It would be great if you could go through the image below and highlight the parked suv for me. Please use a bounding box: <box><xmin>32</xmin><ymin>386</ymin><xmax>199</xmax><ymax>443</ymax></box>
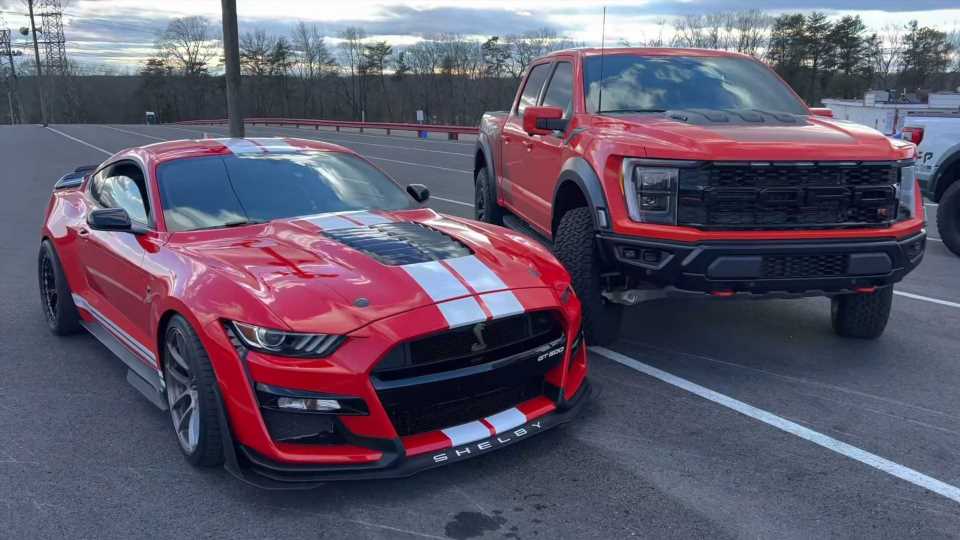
<box><xmin>475</xmin><ymin>48</ymin><xmax>926</xmax><ymax>345</ymax></box>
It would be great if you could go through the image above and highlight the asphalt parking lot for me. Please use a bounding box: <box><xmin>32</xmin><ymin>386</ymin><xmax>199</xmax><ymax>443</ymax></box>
<box><xmin>2</xmin><ymin>123</ymin><xmax>959</xmax><ymax>539</ymax></box>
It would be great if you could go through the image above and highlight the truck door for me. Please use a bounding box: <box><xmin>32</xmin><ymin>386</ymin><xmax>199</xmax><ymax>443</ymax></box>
<box><xmin>524</xmin><ymin>60</ymin><xmax>574</xmax><ymax>232</ymax></box>
<box><xmin>500</xmin><ymin>61</ymin><xmax>553</xmax><ymax>229</ymax></box>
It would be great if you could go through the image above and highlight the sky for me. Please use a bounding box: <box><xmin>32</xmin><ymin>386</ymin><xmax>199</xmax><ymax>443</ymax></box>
<box><xmin>1</xmin><ymin>0</ymin><xmax>960</xmax><ymax>70</ymax></box>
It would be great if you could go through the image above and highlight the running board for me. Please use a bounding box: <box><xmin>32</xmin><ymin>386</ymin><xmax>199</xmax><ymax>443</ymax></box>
<box><xmin>502</xmin><ymin>213</ymin><xmax>553</xmax><ymax>249</ymax></box>
<box><xmin>80</xmin><ymin>319</ymin><xmax>168</xmax><ymax>410</ymax></box>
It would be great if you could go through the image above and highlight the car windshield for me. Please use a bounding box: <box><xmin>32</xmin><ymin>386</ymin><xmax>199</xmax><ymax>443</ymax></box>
<box><xmin>157</xmin><ymin>151</ymin><xmax>416</xmax><ymax>232</ymax></box>
<box><xmin>583</xmin><ymin>55</ymin><xmax>808</xmax><ymax>116</ymax></box>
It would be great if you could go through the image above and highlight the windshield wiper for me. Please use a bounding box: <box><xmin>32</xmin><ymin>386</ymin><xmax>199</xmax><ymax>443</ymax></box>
<box><xmin>599</xmin><ymin>108</ymin><xmax>666</xmax><ymax>114</ymax></box>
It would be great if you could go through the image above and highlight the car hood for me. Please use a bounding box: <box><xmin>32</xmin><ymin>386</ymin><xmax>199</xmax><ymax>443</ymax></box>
<box><xmin>591</xmin><ymin>114</ymin><xmax>914</xmax><ymax>161</ymax></box>
<box><xmin>173</xmin><ymin>209</ymin><xmax>561</xmax><ymax>334</ymax></box>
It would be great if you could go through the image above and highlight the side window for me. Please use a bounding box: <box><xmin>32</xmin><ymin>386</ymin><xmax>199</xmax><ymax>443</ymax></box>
<box><xmin>516</xmin><ymin>63</ymin><xmax>552</xmax><ymax>119</ymax></box>
<box><xmin>542</xmin><ymin>62</ymin><xmax>574</xmax><ymax>119</ymax></box>
<box><xmin>91</xmin><ymin>162</ymin><xmax>151</xmax><ymax>226</ymax></box>
<box><xmin>106</xmin><ymin>176</ymin><xmax>149</xmax><ymax>224</ymax></box>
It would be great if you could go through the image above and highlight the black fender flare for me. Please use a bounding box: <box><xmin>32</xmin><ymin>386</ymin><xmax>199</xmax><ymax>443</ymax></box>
<box><xmin>475</xmin><ymin>133</ymin><xmax>496</xmax><ymax>184</ymax></box>
<box><xmin>552</xmin><ymin>157</ymin><xmax>611</xmax><ymax>232</ymax></box>
<box><xmin>931</xmin><ymin>146</ymin><xmax>960</xmax><ymax>202</ymax></box>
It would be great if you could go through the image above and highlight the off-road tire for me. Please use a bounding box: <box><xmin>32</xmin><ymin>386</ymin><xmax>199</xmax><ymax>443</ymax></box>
<box><xmin>936</xmin><ymin>180</ymin><xmax>960</xmax><ymax>257</ymax></box>
<box><xmin>38</xmin><ymin>240</ymin><xmax>81</xmax><ymax>336</ymax></box>
<box><xmin>830</xmin><ymin>286</ymin><xmax>894</xmax><ymax>339</ymax></box>
<box><xmin>163</xmin><ymin>315</ymin><xmax>225</xmax><ymax>467</ymax></box>
<box><xmin>475</xmin><ymin>166</ymin><xmax>504</xmax><ymax>225</ymax></box>
<box><xmin>554</xmin><ymin>207</ymin><xmax>622</xmax><ymax>346</ymax></box>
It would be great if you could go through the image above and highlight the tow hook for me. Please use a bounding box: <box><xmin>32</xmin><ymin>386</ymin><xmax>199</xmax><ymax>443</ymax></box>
<box><xmin>602</xmin><ymin>289</ymin><xmax>668</xmax><ymax>305</ymax></box>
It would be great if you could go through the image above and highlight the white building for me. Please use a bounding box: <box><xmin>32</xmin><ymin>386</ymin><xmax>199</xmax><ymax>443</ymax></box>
<box><xmin>822</xmin><ymin>91</ymin><xmax>960</xmax><ymax>136</ymax></box>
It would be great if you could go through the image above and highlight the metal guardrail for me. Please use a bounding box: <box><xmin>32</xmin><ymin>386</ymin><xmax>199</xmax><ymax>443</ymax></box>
<box><xmin>176</xmin><ymin>117</ymin><xmax>479</xmax><ymax>140</ymax></box>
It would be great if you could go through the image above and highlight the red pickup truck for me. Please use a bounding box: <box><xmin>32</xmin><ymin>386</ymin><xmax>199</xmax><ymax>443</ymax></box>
<box><xmin>475</xmin><ymin>48</ymin><xmax>926</xmax><ymax>345</ymax></box>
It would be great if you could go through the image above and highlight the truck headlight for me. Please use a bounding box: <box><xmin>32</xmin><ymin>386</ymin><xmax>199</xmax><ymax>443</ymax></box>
<box><xmin>622</xmin><ymin>159</ymin><xmax>679</xmax><ymax>224</ymax></box>
<box><xmin>230</xmin><ymin>321</ymin><xmax>344</xmax><ymax>358</ymax></box>
<box><xmin>898</xmin><ymin>164</ymin><xmax>918</xmax><ymax>220</ymax></box>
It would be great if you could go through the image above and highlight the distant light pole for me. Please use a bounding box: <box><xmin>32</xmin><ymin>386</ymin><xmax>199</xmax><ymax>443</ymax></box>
<box><xmin>26</xmin><ymin>0</ymin><xmax>48</xmax><ymax>127</ymax></box>
<box><xmin>221</xmin><ymin>0</ymin><xmax>244</xmax><ymax>138</ymax></box>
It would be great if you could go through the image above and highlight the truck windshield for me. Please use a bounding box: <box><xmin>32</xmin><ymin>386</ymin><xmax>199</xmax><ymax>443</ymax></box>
<box><xmin>583</xmin><ymin>55</ymin><xmax>808</xmax><ymax>116</ymax></box>
<box><xmin>157</xmin><ymin>152</ymin><xmax>415</xmax><ymax>232</ymax></box>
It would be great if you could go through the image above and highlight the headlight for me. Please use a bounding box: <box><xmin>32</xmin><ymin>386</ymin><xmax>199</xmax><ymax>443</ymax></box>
<box><xmin>230</xmin><ymin>321</ymin><xmax>344</xmax><ymax>358</ymax></box>
<box><xmin>622</xmin><ymin>159</ymin><xmax>679</xmax><ymax>224</ymax></box>
<box><xmin>898</xmin><ymin>164</ymin><xmax>918</xmax><ymax>220</ymax></box>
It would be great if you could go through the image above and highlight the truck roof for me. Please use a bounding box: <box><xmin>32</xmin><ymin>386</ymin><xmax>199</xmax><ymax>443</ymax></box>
<box><xmin>541</xmin><ymin>47</ymin><xmax>753</xmax><ymax>60</ymax></box>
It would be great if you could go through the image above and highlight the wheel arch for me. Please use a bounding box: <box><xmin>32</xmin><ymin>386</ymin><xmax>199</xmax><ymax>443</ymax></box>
<box><xmin>475</xmin><ymin>134</ymin><xmax>496</xmax><ymax>183</ymax></box>
<box><xmin>552</xmin><ymin>157</ymin><xmax>610</xmax><ymax>236</ymax></box>
<box><xmin>932</xmin><ymin>147</ymin><xmax>960</xmax><ymax>202</ymax></box>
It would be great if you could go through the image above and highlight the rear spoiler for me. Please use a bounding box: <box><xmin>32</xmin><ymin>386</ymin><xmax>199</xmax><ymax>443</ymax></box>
<box><xmin>54</xmin><ymin>165</ymin><xmax>98</xmax><ymax>190</ymax></box>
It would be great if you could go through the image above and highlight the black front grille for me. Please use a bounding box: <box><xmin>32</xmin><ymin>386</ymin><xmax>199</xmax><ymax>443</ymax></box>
<box><xmin>678</xmin><ymin>163</ymin><xmax>901</xmax><ymax>230</ymax></box>
<box><xmin>323</xmin><ymin>222</ymin><xmax>472</xmax><ymax>265</ymax></box>
<box><xmin>762</xmin><ymin>254</ymin><xmax>848</xmax><ymax>278</ymax></box>
<box><xmin>372</xmin><ymin>311</ymin><xmax>565</xmax><ymax>437</ymax></box>
<box><xmin>374</xmin><ymin>311</ymin><xmax>563</xmax><ymax>381</ymax></box>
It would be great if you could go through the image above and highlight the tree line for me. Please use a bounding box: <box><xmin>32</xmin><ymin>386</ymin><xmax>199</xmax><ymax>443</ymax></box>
<box><xmin>1</xmin><ymin>11</ymin><xmax>959</xmax><ymax>126</ymax></box>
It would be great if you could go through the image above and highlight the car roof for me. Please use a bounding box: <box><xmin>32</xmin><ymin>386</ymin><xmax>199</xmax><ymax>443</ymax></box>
<box><xmin>133</xmin><ymin>137</ymin><xmax>355</xmax><ymax>163</ymax></box>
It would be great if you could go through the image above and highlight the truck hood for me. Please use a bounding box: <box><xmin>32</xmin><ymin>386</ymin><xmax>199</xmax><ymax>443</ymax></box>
<box><xmin>592</xmin><ymin>114</ymin><xmax>913</xmax><ymax>161</ymax></box>
<box><xmin>174</xmin><ymin>209</ymin><xmax>560</xmax><ymax>334</ymax></box>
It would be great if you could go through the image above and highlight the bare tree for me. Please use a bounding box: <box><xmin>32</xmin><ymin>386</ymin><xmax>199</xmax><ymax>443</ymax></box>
<box><xmin>338</xmin><ymin>27</ymin><xmax>367</xmax><ymax>119</ymax></box>
<box><xmin>157</xmin><ymin>16</ymin><xmax>219</xmax><ymax>77</ymax></box>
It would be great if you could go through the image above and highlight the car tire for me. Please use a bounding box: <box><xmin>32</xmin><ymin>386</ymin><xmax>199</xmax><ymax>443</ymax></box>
<box><xmin>554</xmin><ymin>207</ymin><xmax>622</xmax><ymax>346</ymax></box>
<box><xmin>830</xmin><ymin>286</ymin><xmax>894</xmax><ymax>339</ymax></box>
<box><xmin>936</xmin><ymin>180</ymin><xmax>960</xmax><ymax>257</ymax></box>
<box><xmin>162</xmin><ymin>315</ymin><xmax>224</xmax><ymax>467</ymax></box>
<box><xmin>38</xmin><ymin>240</ymin><xmax>81</xmax><ymax>336</ymax></box>
<box><xmin>475</xmin><ymin>166</ymin><xmax>504</xmax><ymax>225</ymax></box>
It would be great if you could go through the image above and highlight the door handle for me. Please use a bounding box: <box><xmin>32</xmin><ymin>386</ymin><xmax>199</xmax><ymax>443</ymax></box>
<box><xmin>522</xmin><ymin>141</ymin><xmax>534</xmax><ymax>151</ymax></box>
<box><xmin>503</xmin><ymin>136</ymin><xmax>511</xmax><ymax>144</ymax></box>
<box><xmin>77</xmin><ymin>227</ymin><xmax>90</xmax><ymax>237</ymax></box>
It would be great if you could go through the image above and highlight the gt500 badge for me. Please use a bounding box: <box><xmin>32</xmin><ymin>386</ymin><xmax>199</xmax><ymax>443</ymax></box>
<box><xmin>537</xmin><ymin>346</ymin><xmax>565</xmax><ymax>362</ymax></box>
<box><xmin>432</xmin><ymin>421</ymin><xmax>544</xmax><ymax>463</ymax></box>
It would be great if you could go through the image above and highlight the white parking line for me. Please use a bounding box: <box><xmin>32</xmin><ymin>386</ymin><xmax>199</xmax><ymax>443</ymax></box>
<box><xmin>100</xmin><ymin>125</ymin><xmax>166</xmax><ymax>140</ymax></box>
<box><xmin>46</xmin><ymin>127</ymin><xmax>112</xmax><ymax>156</ymax></box>
<box><xmin>895</xmin><ymin>291</ymin><xmax>960</xmax><ymax>309</ymax></box>
<box><xmin>590</xmin><ymin>346</ymin><xmax>960</xmax><ymax>504</ymax></box>
<box><xmin>925</xmin><ymin>203</ymin><xmax>938</xmax><ymax>208</ymax></box>
<box><xmin>928</xmin><ymin>236</ymin><xmax>943</xmax><ymax>243</ymax></box>
<box><xmin>368</xmin><ymin>155</ymin><xmax>472</xmax><ymax>174</ymax></box>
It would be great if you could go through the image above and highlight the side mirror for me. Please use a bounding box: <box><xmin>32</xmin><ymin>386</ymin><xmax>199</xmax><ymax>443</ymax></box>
<box><xmin>87</xmin><ymin>208</ymin><xmax>141</xmax><ymax>233</ymax></box>
<box><xmin>407</xmin><ymin>184</ymin><xmax>430</xmax><ymax>203</ymax></box>
<box><xmin>523</xmin><ymin>106</ymin><xmax>567</xmax><ymax>136</ymax></box>
<box><xmin>809</xmin><ymin>107</ymin><xmax>833</xmax><ymax>118</ymax></box>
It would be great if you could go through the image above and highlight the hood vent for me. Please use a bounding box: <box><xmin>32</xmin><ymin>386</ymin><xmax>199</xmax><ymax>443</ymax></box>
<box><xmin>665</xmin><ymin>109</ymin><xmax>802</xmax><ymax>126</ymax></box>
<box><xmin>324</xmin><ymin>222</ymin><xmax>472</xmax><ymax>266</ymax></box>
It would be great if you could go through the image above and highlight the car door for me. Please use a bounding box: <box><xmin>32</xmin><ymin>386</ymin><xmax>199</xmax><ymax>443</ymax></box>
<box><xmin>78</xmin><ymin>161</ymin><xmax>159</xmax><ymax>359</ymax></box>
<box><xmin>500</xmin><ymin>61</ymin><xmax>553</xmax><ymax>228</ymax></box>
<box><xmin>524</xmin><ymin>60</ymin><xmax>575</xmax><ymax>232</ymax></box>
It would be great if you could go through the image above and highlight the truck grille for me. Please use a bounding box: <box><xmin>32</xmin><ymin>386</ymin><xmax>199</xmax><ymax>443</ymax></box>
<box><xmin>372</xmin><ymin>311</ymin><xmax>564</xmax><ymax>437</ymax></box>
<box><xmin>677</xmin><ymin>163</ymin><xmax>901</xmax><ymax>230</ymax></box>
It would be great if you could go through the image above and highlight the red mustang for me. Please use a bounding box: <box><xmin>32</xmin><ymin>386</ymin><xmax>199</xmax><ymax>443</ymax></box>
<box><xmin>39</xmin><ymin>138</ymin><xmax>588</xmax><ymax>486</ymax></box>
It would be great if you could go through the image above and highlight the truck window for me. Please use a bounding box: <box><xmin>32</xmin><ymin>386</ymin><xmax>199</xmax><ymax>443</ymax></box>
<box><xmin>542</xmin><ymin>62</ymin><xmax>574</xmax><ymax>118</ymax></box>
<box><xmin>516</xmin><ymin>63</ymin><xmax>552</xmax><ymax>118</ymax></box>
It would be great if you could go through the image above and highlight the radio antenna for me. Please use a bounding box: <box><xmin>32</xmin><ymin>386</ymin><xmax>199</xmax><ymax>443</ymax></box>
<box><xmin>598</xmin><ymin>6</ymin><xmax>607</xmax><ymax>114</ymax></box>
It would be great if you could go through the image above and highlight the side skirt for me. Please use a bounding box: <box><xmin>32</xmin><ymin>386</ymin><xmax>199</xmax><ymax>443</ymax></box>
<box><xmin>80</xmin><ymin>318</ymin><xmax>168</xmax><ymax>411</ymax></box>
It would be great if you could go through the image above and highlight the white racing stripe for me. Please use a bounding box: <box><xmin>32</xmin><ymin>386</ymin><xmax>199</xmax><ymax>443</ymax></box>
<box><xmin>592</xmin><ymin>346</ymin><xmax>960</xmax><ymax>505</ymax></box>
<box><xmin>484</xmin><ymin>408</ymin><xmax>527</xmax><ymax>434</ymax></box>
<box><xmin>304</xmin><ymin>214</ymin><xmax>362</xmax><ymax>231</ymax></box>
<box><xmin>220</xmin><ymin>138</ymin><xmax>263</xmax><ymax>155</ymax></box>
<box><xmin>403</xmin><ymin>261</ymin><xmax>470</xmax><ymax>302</ymax></box>
<box><xmin>250</xmin><ymin>138</ymin><xmax>298</xmax><ymax>153</ymax></box>
<box><xmin>442</xmin><ymin>421</ymin><xmax>491</xmax><ymax>446</ymax></box>
<box><xmin>344</xmin><ymin>211</ymin><xmax>394</xmax><ymax>226</ymax></box>
<box><xmin>445</xmin><ymin>255</ymin><xmax>507</xmax><ymax>293</ymax></box>
<box><xmin>479</xmin><ymin>291</ymin><xmax>525</xmax><ymax>318</ymax></box>
<box><xmin>436</xmin><ymin>297</ymin><xmax>487</xmax><ymax>328</ymax></box>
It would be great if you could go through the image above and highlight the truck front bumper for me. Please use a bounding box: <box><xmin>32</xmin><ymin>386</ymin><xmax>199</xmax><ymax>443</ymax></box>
<box><xmin>597</xmin><ymin>231</ymin><xmax>926</xmax><ymax>297</ymax></box>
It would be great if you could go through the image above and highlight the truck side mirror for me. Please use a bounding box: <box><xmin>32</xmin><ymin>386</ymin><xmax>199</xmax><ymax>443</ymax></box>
<box><xmin>407</xmin><ymin>184</ymin><xmax>430</xmax><ymax>203</ymax></box>
<box><xmin>809</xmin><ymin>107</ymin><xmax>833</xmax><ymax>118</ymax></box>
<box><xmin>524</xmin><ymin>106</ymin><xmax>567</xmax><ymax>136</ymax></box>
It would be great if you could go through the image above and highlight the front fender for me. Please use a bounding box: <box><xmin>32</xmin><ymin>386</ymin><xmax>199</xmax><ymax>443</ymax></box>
<box><xmin>553</xmin><ymin>157</ymin><xmax>611</xmax><ymax>232</ymax></box>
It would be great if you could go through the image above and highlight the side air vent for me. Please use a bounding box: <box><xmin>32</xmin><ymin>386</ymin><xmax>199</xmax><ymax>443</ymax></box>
<box><xmin>324</xmin><ymin>222</ymin><xmax>472</xmax><ymax>266</ymax></box>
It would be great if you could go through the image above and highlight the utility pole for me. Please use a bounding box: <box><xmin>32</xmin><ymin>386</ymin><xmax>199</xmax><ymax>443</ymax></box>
<box><xmin>27</xmin><ymin>0</ymin><xmax>48</xmax><ymax>126</ymax></box>
<box><xmin>221</xmin><ymin>0</ymin><xmax>244</xmax><ymax>137</ymax></box>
